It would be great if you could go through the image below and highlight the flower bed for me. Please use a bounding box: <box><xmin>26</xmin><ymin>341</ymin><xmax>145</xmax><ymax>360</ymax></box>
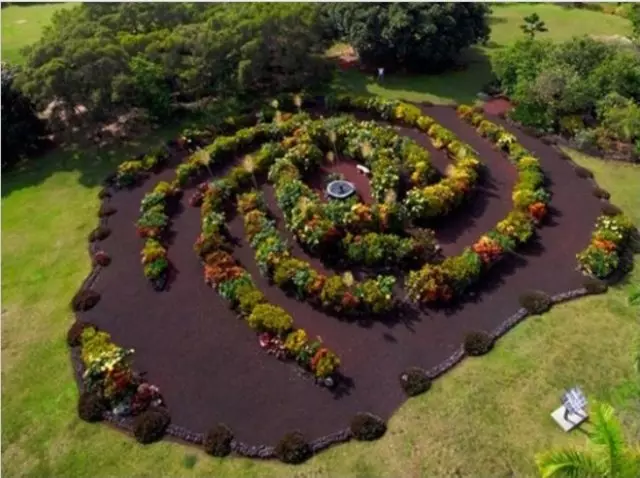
<box><xmin>185</xmin><ymin>124</ymin><xmax>342</xmax><ymax>383</ymax></box>
<box><xmin>576</xmin><ymin>214</ymin><xmax>635</xmax><ymax>279</ymax></box>
<box><xmin>238</xmin><ymin>191</ymin><xmax>396</xmax><ymax>317</ymax></box>
<box><xmin>401</xmin><ymin>105</ymin><xmax>552</xmax><ymax>305</ymax></box>
<box><xmin>115</xmin><ymin>147</ymin><xmax>170</xmax><ymax>188</ymax></box>
<box><xmin>75</xmin><ymin>324</ymin><xmax>165</xmax><ymax>419</ymax></box>
<box><xmin>137</xmin><ymin>181</ymin><xmax>182</xmax><ymax>290</ymax></box>
<box><xmin>195</xmin><ymin>196</ymin><xmax>341</xmax><ymax>383</ymax></box>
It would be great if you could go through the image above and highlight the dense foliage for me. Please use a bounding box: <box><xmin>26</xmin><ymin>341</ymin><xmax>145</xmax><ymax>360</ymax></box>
<box><xmin>16</xmin><ymin>3</ymin><xmax>332</xmax><ymax>120</ymax></box>
<box><xmin>350</xmin><ymin>413</ymin><xmax>387</xmax><ymax>441</ymax></box>
<box><xmin>1</xmin><ymin>62</ymin><xmax>46</xmax><ymax>170</ymax></box>
<box><xmin>492</xmin><ymin>36</ymin><xmax>640</xmax><ymax>157</ymax></box>
<box><xmin>275</xmin><ymin>432</ymin><xmax>312</xmax><ymax>464</ymax></box>
<box><xmin>322</xmin><ymin>3</ymin><xmax>491</xmax><ymax>71</ymax></box>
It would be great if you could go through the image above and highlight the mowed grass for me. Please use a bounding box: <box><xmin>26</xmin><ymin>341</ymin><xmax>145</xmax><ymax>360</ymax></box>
<box><xmin>332</xmin><ymin>3</ymin><xmax>632</xmax><ymax>105</ymax></box>
<box><xmin>2</xmin><ymin>3</ymin><xmax>640</xmax><ymax>478</ymax></box>
<box><xmin>1</xmin><ymin>3</ymin><xmax>74</xmax><ymax>64</ymax></box>
<box><xmin>2</xmin><ymin>141</ymin><xmax>639</xmax><ymax>478</ymax></box>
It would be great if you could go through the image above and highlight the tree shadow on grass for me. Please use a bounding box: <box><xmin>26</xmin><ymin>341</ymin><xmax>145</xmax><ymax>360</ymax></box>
<box><xmin>331</xmin><ymin>47</ymin><xmax>494</xmax><ymax>106</ymax></box>
<box><xmin>1</xmin><ymin>117</ymin><xmax>206</xmax><ymax>199</ymax></box>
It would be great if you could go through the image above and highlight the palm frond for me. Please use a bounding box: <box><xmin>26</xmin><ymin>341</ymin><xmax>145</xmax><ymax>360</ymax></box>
<box><xmin>535</xmin><ymin>449</ymin><xmax>604</xmax><ymax>478</ymax></box>
<box><xmin>589</xmin><ymin>401</ymin><xmax>625</xmax><ymax>475</ymax></box>
<box><xmin>619</xmin><ymin>446</ymin><xmax>640</xmax><ymax>478</ymax></box>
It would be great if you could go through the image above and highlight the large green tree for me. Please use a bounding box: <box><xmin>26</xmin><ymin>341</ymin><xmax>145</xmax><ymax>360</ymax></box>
<box><xmin>492</xmin><ymin>36</ymin><xmax>640</xmax><ymax>130</ymax></box>
<box><xmin>322</xmin><ymin>3</ymin><xmax>491</xmax><ymax>72</ymax></box>
<box><xmin>16</xmin><ymin>3</ymin><xmax>331</xmax><ymax>121</ymax></box>
<box><xmin>1</xmin><ymin>63</ymin><xmax>46</xmax><ymax>171</ymax></box>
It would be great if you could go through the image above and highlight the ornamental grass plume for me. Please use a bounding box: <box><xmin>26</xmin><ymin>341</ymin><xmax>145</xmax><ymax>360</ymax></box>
<box><xmin>293</xmin><ymin>94</ymin><xmax>302</xmax><ymax>112</ymax></box>
<box><xmin>243</xmin><ymin>154</ymin><xmax>258</xmax><ymax>188</ymax></box>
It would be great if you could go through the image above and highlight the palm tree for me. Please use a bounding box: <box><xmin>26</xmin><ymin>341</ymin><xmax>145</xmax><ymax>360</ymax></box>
<box><xmin>520</xmin><ymin>13</ymin><xmax>548</xmax><ymax>39</ymax></box>
<box><xmin>535</xmin><ymin>402</ymin><xmax>640</xmax><ymax>478</ymax></box>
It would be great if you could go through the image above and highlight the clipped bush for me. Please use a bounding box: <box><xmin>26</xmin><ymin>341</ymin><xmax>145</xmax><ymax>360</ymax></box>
<box><xmin>583</xmin><ymin>277</ymin><xmax>608</xmax><ymax>295</ymax></box>
<box><xmin>463</xmin><ymin>331</ymin><xmax>493</xmax><ymax>356</ymax></box>
<box><xmin>66</xmin><ymin>321</ymin><xmax>96</xmax><ymax>347</ymax></box>
<box><xmin>77</xmin><ymin>392</ymin><xmax>106</xmax><ymax>422</ymax></box>
<box><xmin>203</xmin><ymin>424</ymin><xmax>233</xmax><ymax>457</ymax></box>
<box><xmin>350</xmin><ymin>413</ymin><xmax>387</xmax><ymax>441</ymax></box>
<box><xmin>98</xmin><ymin>204</ymin><xmax>117</xmax><ymax>217</ymax></box>
<box><xmin>247</xmin><ymin>304</ymin><xmax>293</xmax><ymax>334</ymax></box>
<box><xmin>574</xmin><ymin>166</ymin><xmax>594</xmax><ymax>179</ymax></box>
<box><xmin>71</xmin><ymin>289</ymin><xmax>101</xmax><ymax>312</ymax></box>
<box><xmin>519</xmin><ymin>290</ymin><xmax>552</xmax><ymax>314</ymax></box>
<box><xmin>399</xmin><ymin>367</ymin><xmax>431</xmax><ymax>397</ymax></box>
<box><xmin>88</xmin><ymin>226</ymin><xmax>111</xmax><ymax>242</ymax></box>
<box><xmin>275</xmin><ymin>431</ymin><xmax>312</xmax><ymax>464</ymax></box>
<box><xmin>592</xmin><ymin>187</ymin><xmax>610</xmax><ymax>200</ymax></box>
<box><xmin>602</xmin><ymin>203</ymin><xmax>622</xmax><ymax>216</ymax></box>
<box><xmin>133</xmin><ymin>408</ymin><xmax>171</xmax><ymax>444</ymax></box>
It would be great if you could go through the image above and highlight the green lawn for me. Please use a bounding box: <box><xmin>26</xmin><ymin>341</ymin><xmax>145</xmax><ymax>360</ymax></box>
<box><xmin>332</xmin><ymin>3</ymin><xmax>632</xmax><ymax>105</ymax></box>
<box><xmin>3</xmin><ymin>140</ymin><xmax>639</xmax><ymax>477</ymax></box>
<box><xmin>1</xmin><ymin>3</ymin><xmax>74</xmax><ymax>64</ymax></box>
<box><xmin>2</xmin><ymin>3</ymin><xmax>640</xmax><ymax>478</ymax></box>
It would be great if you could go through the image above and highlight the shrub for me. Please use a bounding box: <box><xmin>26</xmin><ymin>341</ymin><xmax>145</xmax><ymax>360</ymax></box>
<box><xmin>98</xmin><ymin>204</ymin><xmax>117</xmax><ymax>217</ymax></box>
<box><xmin>71</xmin><ymin>289</ymin><xmax>101</xmax><ymax>312</ymax></box>
<box><xmin>275</xmin><ymin>431</ymin><xmax>312</xmax><ymax>464</ymax></box>
<box><xmin>67</xmin><ymin>321</ymin><xmax>96</xmax><ymax>347</ymax></box>
<box><xmin>575</xmin><ymin>166</ymin><xmax>594</xmax><ymax>179</ymax></box>
<box><xmin>77</xmin><ymin>392</ymin><xmax>106</xmax><ymax>422</ymax></box>
<box><xmin>88</xmin><ymin>226</ymin><xmax>111</xmax><ymax>242</ymax></box>
<box><xmin>93</xmin><ymin>251</ymin><xmax>111</xmax><ymax>267</ymax></box>
<box><xmin>203</xmin><ymin>424</ymin><xmax>233</xmax><ymax>457</ymax></box>
<box><xmin>399</xmin><ymin>367</ymin><xmax>431</xmax><ymax>397</ymax></box>
<box><xmin>98</xmin><ymin>188</ymin><xmax>111</xmax><ymax>199</ymax></box>
<box><xmin>350</xmin><ymin>413</ymin><xmax>387</xmax><ymax>441</ymax></box>
<box><xmin>464</xmin><ymin>331</ymin><xmax>493</xmax><ymax>356</ymax></box>
<box><xmin>133</xmin><ymin>408</ymin><xmax>171</xmax><ymax>444</ymax></box>
<box><xmin>519</xmin><ymin>290</ymin><xmax>552</xmax><ymax>314</ymax></box>
<box><xmin>237</xmin><ymin>286</ymin><xmax>266</xmax><ymax>316</ymax></box>
<box><xmin>602</xmin><ymin>203</ymin><xmax>622</xmax><ymax>216</ymax></box>
<box><xmin>247</xmin><ymin>304</ymin><xmax>293</xmax><ymax>334</ymax></box>
<box><xmin>593</xmin><ymin>187</ymin><xmax>611</xmax><ymax>200</ymax></box>
<box><xmin>583</xmin><ymin>277</ymin><xmax>609</xmax><ymax>295</ymax></box>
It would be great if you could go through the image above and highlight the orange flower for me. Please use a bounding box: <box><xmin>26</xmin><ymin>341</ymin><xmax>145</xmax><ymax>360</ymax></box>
<box><xmin>592</xmin><ymin>238</ymin><xmax>617</xmax><ymax>252</ymax></box>
<box><xmin>528</xmin><ymin>202</ymin><xmax>547</xmax><ymax>222</ymax></box>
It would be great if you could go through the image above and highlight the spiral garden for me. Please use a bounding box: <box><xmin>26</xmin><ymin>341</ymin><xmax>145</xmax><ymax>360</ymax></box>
<box><xmin>69</xmin><ymin>94</ymin><xmax>635</xmax><ymax>463</ymax></box>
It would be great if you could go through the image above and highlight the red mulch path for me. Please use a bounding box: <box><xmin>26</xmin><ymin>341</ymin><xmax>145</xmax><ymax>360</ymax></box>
<box><xmin>78</xmin><ymin>105</ymin><xmax>602</xmax><ymax>446</ymax></box>
<box><xmin>483</xmin><ymin>98</ymin><xmax>514</xmax><ymax>117</ymax></box>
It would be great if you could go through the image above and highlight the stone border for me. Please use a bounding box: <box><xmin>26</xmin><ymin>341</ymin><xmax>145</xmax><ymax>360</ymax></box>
<box><xmin>67</xmin><ymin>101</ymin><xmax>630</xmax><ymax>463</ymax></box>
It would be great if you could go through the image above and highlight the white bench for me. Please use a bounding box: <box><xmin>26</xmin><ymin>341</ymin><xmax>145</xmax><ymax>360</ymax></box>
<box><xmin>356</xmin><ymin>165</ymin><xmax>371</xmax><ymax>176</ymax></box>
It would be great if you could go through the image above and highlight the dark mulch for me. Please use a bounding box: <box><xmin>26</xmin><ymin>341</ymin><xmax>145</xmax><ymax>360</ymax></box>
<box><xmin>76</xmin><ymin>105</ymin><xmax>602</xmax><ymax>447</ymax></box>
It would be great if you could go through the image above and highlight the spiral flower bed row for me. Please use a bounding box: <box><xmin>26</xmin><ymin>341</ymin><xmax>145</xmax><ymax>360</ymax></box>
<box><xmin>67</xmin><ymin>93</ymin><xmax>634</xmax><ymax>464</ymax></box>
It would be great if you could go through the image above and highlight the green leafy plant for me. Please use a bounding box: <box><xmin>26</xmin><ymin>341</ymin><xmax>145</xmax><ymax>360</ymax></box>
<box><xmin>350</xmin><ymin>413</ymin><xmax>387</xmax><ymax>441</ymax></box>
<box><xmin>275</xmin><ymin>432</ymin><xmax>311</xmax><ymax>464</ymax></box>
<box><xmin>464</xmin><ymin>331</ymin><xmax>493</xmax><ymax>356</ymax></box>
<box><xmin>247</xmin><ymin>304</ymin><xmax>293</xmax><ymax>334</ymax></box>
<box><xmin>399</xmin><ymin>368</ymin><xmax>432</xmax><ymax>397</ymax></box>
<box><xmin>132</xmin><ymin>408</ymin><xmax>171</xmax><ymax>444</ymax></box>
<box><xmin>203</xmin><ymin>424</ymin><xmax>233</xmax><ymax>457</ymax></box>
<box><xmin>535</xmin><ymin>402</ymin><xmax>640</xmax><ymax>478</ymax></box>
<box><xmin>519</xmin><ymin>290</ymin><xmax>552</xmax><ymax>315</ymax></box>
